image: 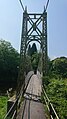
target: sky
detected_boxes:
[0,0,67,59]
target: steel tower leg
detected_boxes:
[17,8,27,95]
[42,12,48,76]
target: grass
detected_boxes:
[0,96,8,119]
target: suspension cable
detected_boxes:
[19,0,25,11]
[45,0,50,11]
[18,0,49,12]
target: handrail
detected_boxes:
[22,99,27,119]
[42,86,59,119]
[50,103,59,119]
[4,98,18,119]
[4,71,34,119]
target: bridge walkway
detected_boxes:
[16,72,47,119]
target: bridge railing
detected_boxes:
[42,85,59,119]
[4,98,18,119]
[4,71,34,119]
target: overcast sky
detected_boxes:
[0,0,67,59]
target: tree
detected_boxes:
[51,57,67,78]
[25,55,32,74]
[27,44,31,56]
[27,43,38,73]
[42,56,67,119]
[31,43,37,56]
[46,79,67,119]
[31,53,39,73]
[0,39,20,88]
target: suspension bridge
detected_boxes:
[4,0,59,119]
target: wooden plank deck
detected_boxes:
[17,72,47,119]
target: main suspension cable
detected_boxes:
[45,0,50,11]
[19,0,25,11]
[18,0,49,12]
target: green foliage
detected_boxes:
[27,44,31,56]
[42,76,50,85]
[42,56,67,119]
[31,43,37,56]
[27,43,37,56]
[0,96,8,119]
[51,57,67,78]
[27,43,39,73]
[25,55,32,74]
[0,39,20,88]
[31,53,39,72]
[46,79,67,119]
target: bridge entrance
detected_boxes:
[4,1,60,119]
